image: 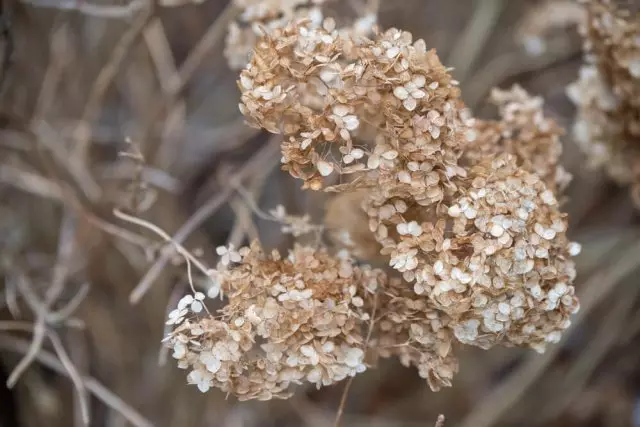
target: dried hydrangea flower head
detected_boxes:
[238,18,581,353]
[567,0,640,204]
[225,0,379,69]
[226,0,328,69]
[465,85,572,192]
[366,151,580,352]
[239,19,473,191]
[166,240,462,397]
[167,242,377,399]
[441,155,580,352]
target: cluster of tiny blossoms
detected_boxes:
[567,0,640,204]
[239,18,581,354]
[165,15,582,400]
[239,19,472,191]
[166,242,460,397]
[225,0,378,69]
[466,85,572,192]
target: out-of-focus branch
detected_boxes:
[128,135,280,304]
[0,334,154,427]
[19,0,147,18]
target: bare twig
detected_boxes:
[128,136,280,304]
[47,210,77,304]
[47,329,90,425]
[20,0,147,18]
[142,17,186,170]
[165,3,239,96]
[229,197,261,245]
[0,164,62,200]
[29,22,102,201]
[113,209,212,283]
[334,290,379,427]
[72,4,153,165]
[447,0,506,83]
[6,314,46,387]
[140,3,241,162]
[465,35,580,109]
[97,162,181,193]
[536,277,640,424]
[0,334,154,427]
[48,283,90,324]
[31,120,102,202]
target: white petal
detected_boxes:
[178,295,193,310]
[191,301,203,313]
[207,285,220,299]
[317,160,334,177]
[403,97,417,111]
[393,86,409,100]
[343,115,360,131]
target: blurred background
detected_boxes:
[1,0,640,426]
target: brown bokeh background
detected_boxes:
[1,1,639,426]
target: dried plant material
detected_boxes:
[166,242,378,399]
[225,0,327,70]
[325,191,382,260]
[239,18,581,354]
[567,0,640,206]
[465,85,572,192]
[165,241,461,397]
[225,0,378,69]
[239,19,472,191]
[372,275,459,390]
[516,0,586,56]
[368,153,580,352]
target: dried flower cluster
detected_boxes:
[225,0,378,69]
[567,0,640,204]
[239,19,472,193]
[166,16,582,400]
[166,242,459,397]
[238,18,580,350]
[167,243,373,399]
[466,86,571,192]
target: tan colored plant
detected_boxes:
[567,0,640,205]
[166,15,581,399]
[225,0,379,69]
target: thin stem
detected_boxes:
[0,335,154,427]
[334,290,379,427]
[128,136,280,304]
[48,330,90,425]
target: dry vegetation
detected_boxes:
[1,1,640,427]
